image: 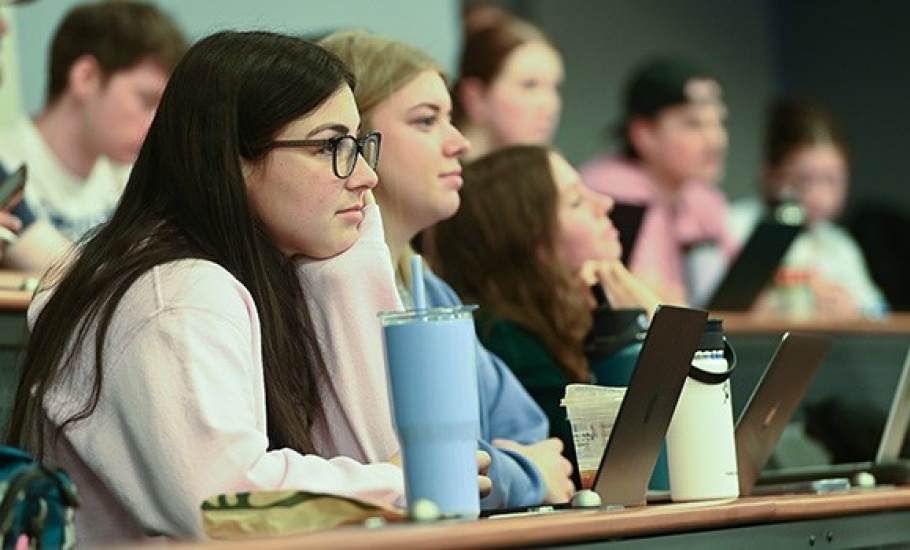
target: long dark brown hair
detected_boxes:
[7,31,355,457]
[425,145,591,381]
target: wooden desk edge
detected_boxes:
[144,488,910,550]
[716,311,910,335]
[0,289,32,311]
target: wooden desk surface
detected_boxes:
[150,487,910,549]
[717,311,910,335]
[0,270,36,311]
[0,289,31,311]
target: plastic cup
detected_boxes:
[561,384,626,489]
[379,305,480,518]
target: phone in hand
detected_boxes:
[0,164,27,211]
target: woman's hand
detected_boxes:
[477,450,492,498]
[582,260,661,319]
[0,210,22,258]
[494,438,574,504]
[388,450,493,498]
[810,275,860,319]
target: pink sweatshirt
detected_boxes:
[33,204,405,544]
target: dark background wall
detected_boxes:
[771,0,910,217]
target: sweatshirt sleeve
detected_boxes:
[422,270,548,508]
[295,203,402,463]
[479,441,546,509]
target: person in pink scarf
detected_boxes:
[580,57,739,307]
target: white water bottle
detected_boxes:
[666,318,739,501]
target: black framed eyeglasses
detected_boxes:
[266,131,381,179]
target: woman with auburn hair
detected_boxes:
[426,144,659,479]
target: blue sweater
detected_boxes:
[422,269,548,508]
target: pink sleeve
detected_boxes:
[295,204,402,463]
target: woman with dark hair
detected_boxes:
[452,5,563,161]
[426,145,658,478]
[6,31,428,543]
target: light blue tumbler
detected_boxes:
[379,305,480,517]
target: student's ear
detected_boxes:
[458,77,489,124]
[68,54,103,101]
[628,118,656,158]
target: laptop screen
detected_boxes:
[707,217,802,311]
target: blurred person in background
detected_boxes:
[0,0,186,270]
[580,57,738,307]
[728,96,887,318]
[452,4,564,161]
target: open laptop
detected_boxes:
[757,342,910,488]
[609,202,647,267]
[483,305,708,517]
[706,213,803,311]
[734,333,832,495]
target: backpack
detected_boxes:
[0,446,79,550]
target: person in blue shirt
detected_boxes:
[320,29,574,507]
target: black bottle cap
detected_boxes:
[698,318,725,351]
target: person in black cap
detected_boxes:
[578,56,738,308]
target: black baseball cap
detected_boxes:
[624,56,719,118]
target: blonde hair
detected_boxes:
[320,30,447,282]
[319,30,444,130]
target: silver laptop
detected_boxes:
[734,333,832,495]
[757,341,910,487]
[588,305,708,507]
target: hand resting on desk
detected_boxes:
[494,438,575,504]
[389,450,494,499]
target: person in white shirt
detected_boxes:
[728,97,887,318]
[0,0,186,270]
[0,0,30,259]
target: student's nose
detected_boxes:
[705,123,728,154]
[347,155,379,191]
[445,122,470,158]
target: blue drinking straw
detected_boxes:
[410,254,427,311]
